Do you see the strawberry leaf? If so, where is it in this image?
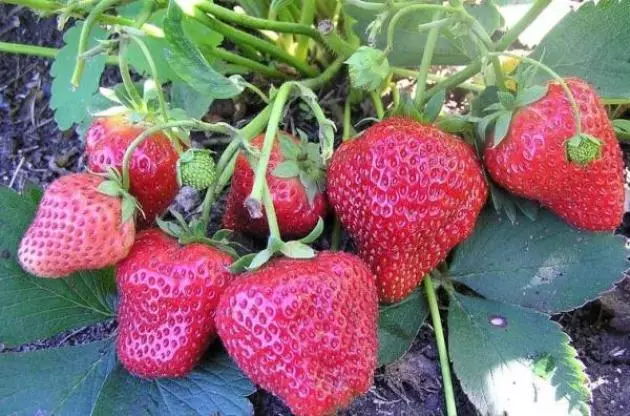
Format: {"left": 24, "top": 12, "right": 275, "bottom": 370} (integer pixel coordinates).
{"left": 378, "top": 288, "right": 428, "bottom": 367}
{"left": 531, "top": 0, "right": 630, "bottom": 102}
{"left": 489, "top": 182, "right": 539, "bottom": 224}
{"left": 449, "top": 208, "right": 627, "bottom": 314}
{"left": 449, "top": 293, "right": 591, "bottom": 416}
{"left": 0, "top": 340, "right": 255, "bottom": 415}
{"left": 163, "top": 2, "right": 243, "bottom": 99}
{"left": 345, "top": 46, "right": 391, "bottom": 91}
{"left": 0, "top": 186, "right": 116, "bottom": 347}
{"left": 50, "top": 22, "right": 107, "bottom": 130}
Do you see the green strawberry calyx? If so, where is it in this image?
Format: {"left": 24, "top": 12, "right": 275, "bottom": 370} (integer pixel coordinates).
{"left": 271, "top": 134, "right": 327, "bottom": 207}
{"left": 566, "top": 133, "right": 602, "bottom": 165}
{"left": 177, "top": 149, "right": 217, "bottom": 190}
{"left": 96, "top": 168, "right": 142, "bottom": 224}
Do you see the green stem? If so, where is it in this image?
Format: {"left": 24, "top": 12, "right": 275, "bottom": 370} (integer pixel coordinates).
{"left": 391, "top": 67, "right": 484, "bottom": 92}
{"left": 248, "top": 83, "right": 294, "bottom": 209}
{"left": 192, "top": 9, "right": 318, "bottom": 77}
{"left": 128, "top": 34, "right": 169, "bottom": 123}
{"left": 70, "top": 0, "right": 120, "bottom": 88}
{"left": 262, "top": 181, "right": 282, "bottom": 240}
{"left": 207, "top": 47, "right": 288, "bottom": 79}
{"left": 370, "top": 90, "right": 385, "bottom": 119}
{"left": 0, "top": 40, "right": 119, "bottom": 63}
{"left": 424, "top": 0, "right": 551, "bottom": 100}
{"left": 295, "top": 0, "right": 316, "bottom": 61}
{"left": 488, "top": 52, "right": 582, "bottom": 134}
{"left": 301, "top": 55, "right": 346, "bottom": 89}
{"left": 424, "top": 276, "right": 457, "bottom": 416}
{"left": 118, "top": 39, "right": 143, "bottom": 111}
{"left": 414, "top": 10, "right": 443, "bottom": 106}
{"left": 241, "top": 106, "right": 273, "bottom": 140}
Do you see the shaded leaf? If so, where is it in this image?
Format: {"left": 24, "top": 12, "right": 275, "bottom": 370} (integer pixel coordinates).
{"left": 345, "top": 46, "right": 390, "bottom": 91}
{"left": 449, "top": 293, "right": 591, "bottom": 416}
{"left": 449, "top": 208, "right": 627, "bottom": 313}
{"left": 378, "top": 289, "right": 428, "bottom": 367}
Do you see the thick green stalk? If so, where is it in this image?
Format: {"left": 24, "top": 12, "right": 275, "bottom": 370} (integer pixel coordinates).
{"left": 301, "top": 55, "right": 345, "bottom": 89}
{"left": 248, "top": 83, "right": 294, "bottom": 208}
{"left": 70, "top": 0, "right": 120, "bottom": 88}
{"left": 414, "top": 10, "right": 444, "bottom": 106}
{"left": 240, "top": 106, "right": 273, "bottom": 140}
{"left": 206, "top": 47, "right": 288, "bottom": 79}
{"left": 370, "top": 90, "right": 385, "bottom": 119}
{"left": 295, "top": 0, "right": 316, "bottom": 61}
{"left": 0, "top": 41, "right": 58, "bottom": 58}
{"left": 424, "top": 276, "right": 457, "bottom": 416}
{"left": 262, "top": 182, "right": 282, "bottom": 240}
{"left": 118, "top": 39, "right": 143, "bottom": 111}
{"left": 391, "top": 67, "right": 484, "bottom": 92}
{"left": 191, "top": 10, "right": 318, "bottom": 77}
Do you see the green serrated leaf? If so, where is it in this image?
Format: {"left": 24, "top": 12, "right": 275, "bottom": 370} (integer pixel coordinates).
{"left": 272, "top": 161, "right": 300, "bottom": 178}
{"left": 449, "top": 293, "right": 591, "bottom": 416}
{"left": 493, "top": 110, "right": 513, "bottom": 146}
{"left": 531, "top": 0, "right": 630, "bottom": 101}
{"left": 50, "top": 23, "right": 107, "bottom": 130}
{"left": 515, "top": 85, "right": 548, "bottom": 107}
{"left": 0, "top": 340, "right": 255, "bottom": 415}
{"left": 0, "top": 187, "right": 116, "bottom": 346}
{"left": 345, "top": 46, "right": 390, "bottom": 91}
{"left": 164, "top": 3, "right": 242, "bottom": 99}
{"left": 378, "top": 289, "right": 428, "bottom": 367}
{"left": 449, "top": 208, "right": 627, "bottom": 313}
{"left": 422, "top": 88, "right": 445, "bottom": 123}
{"left": 299, "top": 218, "right": 324, "bottom": 244}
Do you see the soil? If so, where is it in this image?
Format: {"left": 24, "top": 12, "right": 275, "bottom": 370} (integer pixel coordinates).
{"left": 2, "top": 5, "right": 630, "bottom": 416}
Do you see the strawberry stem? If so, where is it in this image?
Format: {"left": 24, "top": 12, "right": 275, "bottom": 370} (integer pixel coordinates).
{"left": 262, "top": 182, "right": 282, "bottom": 240}
{"left": 414, "top": 10, "right": 444, "bottom": 107}
{"left": 128, "top": 34, "right": 170, "bottom": 124}
{"left": 369, "top": 90, "right": 385, "bottom": 119}
{"left": 487, "top": 52, "right": 583, "bottom": 135}
{"left": 247, "top": 82, "right": 294, "bottom": 210}
{"left": 424, "top": 275, "right": 457, "bottom": 416}
{"left": 118, "top": 39, "right": 144, "bottom": 111}
{"left": 70, "top": 0, "right": 120, "bottom": 88}
{"left": 295, "top": 0, "right": 316, "bottom": 62}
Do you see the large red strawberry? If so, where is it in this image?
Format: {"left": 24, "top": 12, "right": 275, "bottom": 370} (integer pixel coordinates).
{"left": 223, "top": 133, "right": 328, "bottom": 239}
{"left": 484, "top": 78, "right": 624, "bottom": 231}
{"left": 18, "top": 173, "right": 135, "bottom": 278}
{"left": 327, "top": 117, "right": 488, "bottom": 303}
{"left": 116, "top": 229, "right": 233, "bottom": 378}
{"left": 215, "top": 251, "right": 378, "bottom": 416}
{"left": 85, "top": 115, "right": 179, "bottom": 228}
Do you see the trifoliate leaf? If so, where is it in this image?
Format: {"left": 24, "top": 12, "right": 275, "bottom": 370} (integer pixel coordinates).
{"left": 345, "top": 46, "right": 391, "bottom": 91}
{"left": 50, "top": 23, "right": 107, "bottom": 130}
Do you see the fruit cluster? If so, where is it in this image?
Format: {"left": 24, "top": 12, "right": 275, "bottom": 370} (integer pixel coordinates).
{"left": 17, "top": 78, "right": 624, "bottom": 416}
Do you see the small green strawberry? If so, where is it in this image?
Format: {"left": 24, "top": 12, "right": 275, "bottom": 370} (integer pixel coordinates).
{"left": 177, "top": 149, "right": 216, "bottom": 190}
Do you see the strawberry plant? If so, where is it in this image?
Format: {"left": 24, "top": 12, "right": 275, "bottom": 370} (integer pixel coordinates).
{"left": 1, "top": 0, "right": 629, "bottom": 415}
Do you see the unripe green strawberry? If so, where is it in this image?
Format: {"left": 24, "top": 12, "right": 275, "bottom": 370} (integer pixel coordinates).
{"left": 177, "top": 149, "right": 216, "bottom": 190}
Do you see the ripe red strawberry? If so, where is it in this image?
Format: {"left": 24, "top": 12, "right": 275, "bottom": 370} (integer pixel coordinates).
{"left": 223, "top": 133, "right": 328, "bottom": 239}
{"left": 85, "top": 115, "right": 179, "bottom": 228}
{"left": 215, "top": 251, "right": 378, "bottom": 416}
{"left": 116, "top": 229, "right": 233, "bottom": 378}
{"left": 484, "top": 78, "right": 624, "bottom": 231}
{"left": 18, "top": 173, "right": 135, "bottom": 278}
{"left": 327, "top": 117, "right": 488, "bottom": 303}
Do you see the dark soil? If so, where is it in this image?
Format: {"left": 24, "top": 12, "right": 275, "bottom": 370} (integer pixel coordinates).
{"left": 2, "top": 5, "right": 630, "bottom": 416}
